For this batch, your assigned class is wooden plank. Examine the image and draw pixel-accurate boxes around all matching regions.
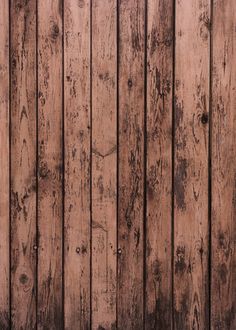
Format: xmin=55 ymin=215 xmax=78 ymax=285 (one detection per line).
xmin=10 ymin=0 xmax=37 ymax=328
xmin=91 ymin=0 xmax=117 ymax=329
xmin=174 ymin=0 xmax=210 ymax=328
xmin=145 ymin=0 xmax=173 ymax=328
xmin=211 ymin=0 xmax=236 ymax=328
xmin=64 ymin=0 xmax=90 ymax=329
xmin=0 ymin=1 xmax=10 ymax=328
xmin=117 ymin=0 xmax=145 ymax=328
xmin=37 ymin=1 xmax=63 ymax=328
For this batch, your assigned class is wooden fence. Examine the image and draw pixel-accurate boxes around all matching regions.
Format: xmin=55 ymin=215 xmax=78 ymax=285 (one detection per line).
xmin=0 ymin=0 xmax=235 ymax=329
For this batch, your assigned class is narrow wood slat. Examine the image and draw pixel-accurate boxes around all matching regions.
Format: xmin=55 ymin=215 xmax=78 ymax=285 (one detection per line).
xmin=64 ymin=0 xmax=91 ymax=329
xmin=91 ymin=0 xmax=117 ymax=328
xmin=10 ymin=0 xmax=37 ymax=328
xmin=37 ymin=1 xmax=63 ymax=328
xmin=211 ymin=0 xmax=236 ymax=328
xmin=174 ymin=0 xmax=210 ymax=328
xmin=0 ymin=1 xmax=10 ymax=328
xmin=145 ymin=0 xmax=173 ymax=328
xmin=117 ymin=0 xmax=145 ymax=328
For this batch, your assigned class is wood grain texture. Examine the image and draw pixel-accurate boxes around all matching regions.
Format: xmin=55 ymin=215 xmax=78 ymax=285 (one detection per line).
xmin=174 ymin=0 xmax=210 ymax=328
xmin=64 ymin=0 xmax=91 ymax=329
xmin=10 ymin=0 xmax=37 ymax=328
xmin=91 ymin=0 xmax=117 ymax=329
xmin=1 ymin=2 xmax=236 ymax=329
xmin=0 ymin=1 xmax=10 ymax=328
xmin=145 ymin=0 xmax=173 ymax=328
xmin=37 ymin=1 xmax=63 ymax=328
xmin=117 ymin=0 xmax=145 ymax=328
xmin=211 ymin=0 xmax=236 ymax=328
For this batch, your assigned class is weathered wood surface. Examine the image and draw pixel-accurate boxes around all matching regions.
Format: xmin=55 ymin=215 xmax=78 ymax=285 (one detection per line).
xmin=174 ymin=0 xmax=210 ymax=328
xmin=146 ymin=0 xmax=173 ymax=328
xmin=0 ymin=1 xmax=9 ymax=329
xmin=117 ymin=0 xmax=145 ymax=328
xmin=91 ymin=0 xmax=117 ymax=329
xmin=64 ymin=1 xmax=91 ymax=329
xmin=0 ymin=1 xmax=235 ymax=329
xmin=10 ymin=0 xmax=37 ymax=328
xmin=37 ymin=1 xmax=63 ymax=328
xmin=211 ymin=0 xmax=236 ymax=329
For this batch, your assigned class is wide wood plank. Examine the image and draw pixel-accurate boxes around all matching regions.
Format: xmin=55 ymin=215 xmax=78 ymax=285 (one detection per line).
xmin=10 ymin=0 xmax=37 ymax=328
xmin=0 ymin=1 xmax=10 ymax=328
xmin=37 ymin=1 xmax=63 ymax=328
xmin=211 ymin=0 xmax=236 ymax=328
xmin=91 ymin=0 xmax=117 ymax=329
xmin=145 ymin=0 xmax=173 ymax=328
xmin=64 ymin=0 xmax=91 ymax=329
xmin=117 ymin=0 xmax=145 ymax=328
xmin=174 ymin=0 xmax=210 ymax=328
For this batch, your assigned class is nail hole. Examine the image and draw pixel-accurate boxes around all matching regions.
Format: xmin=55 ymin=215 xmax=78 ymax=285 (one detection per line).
xmin=127 ymin=79 xmax=133 ymax=88
xmin=201 ymin=113 xmax=208 ymax=124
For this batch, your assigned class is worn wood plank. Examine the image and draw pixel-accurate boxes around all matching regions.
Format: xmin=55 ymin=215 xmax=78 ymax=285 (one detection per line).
xmin=37 ymin=1 xmax=63 ymax=328
xmin=10 ymin=0 xmax=37 ymax=328
xmin=91 ymin=0 xmax=117 ymax=329
xmin=211 ymin=0 xmax=236 ymax=328
xmin=174 ymin=0 xmax=210 ymax=328
xmin=117 ymin=0 xmax=145 ymax=328
xmin=145 ymin=0 xmax=173 ymax=328
xmin=0 ymin=1 xmax=10 ymax=328
xmin=64 ymin=0 xmax=90 ymax=329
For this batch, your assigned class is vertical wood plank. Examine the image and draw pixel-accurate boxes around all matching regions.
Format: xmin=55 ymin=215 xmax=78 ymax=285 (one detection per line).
xmin=145 ymin=0 xmax=173 ymax=328
xmin=10 ymin=0 xmax=37 ymax=328
xmin=91 ymin=0 xmax=117 ymax=329
xmin=211 ymin=1 xmax=236 ymax=328
xmin=64 ymin=0 xmax=91 ymax=329
xmin=174 ymin=0 xmax=210 ymax=328
xmin=0 ymin=1 xmax=10 ymax=328
xmin=117 ymin=0 xmax=145 ymax=328
xmin=37 ymin=1 xmax=63 ymax=328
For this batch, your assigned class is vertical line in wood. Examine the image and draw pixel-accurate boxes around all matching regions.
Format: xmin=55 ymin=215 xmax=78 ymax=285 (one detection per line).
xmin=172 ymin=0 xmax=176 ymax=329
xmin=37 ymin=1 xmax=63 ymax=328
xmin=64 ymin=0 xmax=91 ymax=328
xmin=91 ymin=0 xmax=117 ymax=328
xmin=9 ymin=0 xmax=12 ymax=327
xmin=0 ymin=1 xmax=10 ymax=328
xmin=143 ymin=0 xmax=147 ymax=327
xmin=36 ymin=0 xmax=39 ymax=326
xmin=117 ymin=0 xmax=145 ymax=328
xmin=211 ymin=0 xmax=236 ymax=328
xmin=174 ymin=0 xmax=210 ymax=328
xmin=90 ymin=0 xmax=93 ymax=327
xmin=10 ymin=0 xmax=37 ymax=327
xmin=208 ymin=0 xmax=213 ymax=328
xmin=116 ymin=0 xmax=119 ymax=327
xmin=62 ymin=0 xmax=65 ymax=328
xmin=145 ymin=0 xmax=173 ymax=328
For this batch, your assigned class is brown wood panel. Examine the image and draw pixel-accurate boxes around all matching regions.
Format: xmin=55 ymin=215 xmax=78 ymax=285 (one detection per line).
xmin=117 ymin=0 xmax=145 ymax=328
xmin=1 ymin=2 xmax=236 ymax=329
xmin=174 ymin=0 xmax=210 ymax=328
xmin=64 ymin=0 xmax=91 ymax=329
xmin=37 ymin=1 xmax=63 ymax=328
xmin=91 ymin=0 xmax=117 ymax=329
xmin=10 ymin=0 xmax=37 ymax=328
xmin=145 ymin=0 xmax=173 ymax=329
xmin=0 ymin=1 xmax=10 ymax=328
xmin=211 ymin=0 xmax=236 ymax=328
